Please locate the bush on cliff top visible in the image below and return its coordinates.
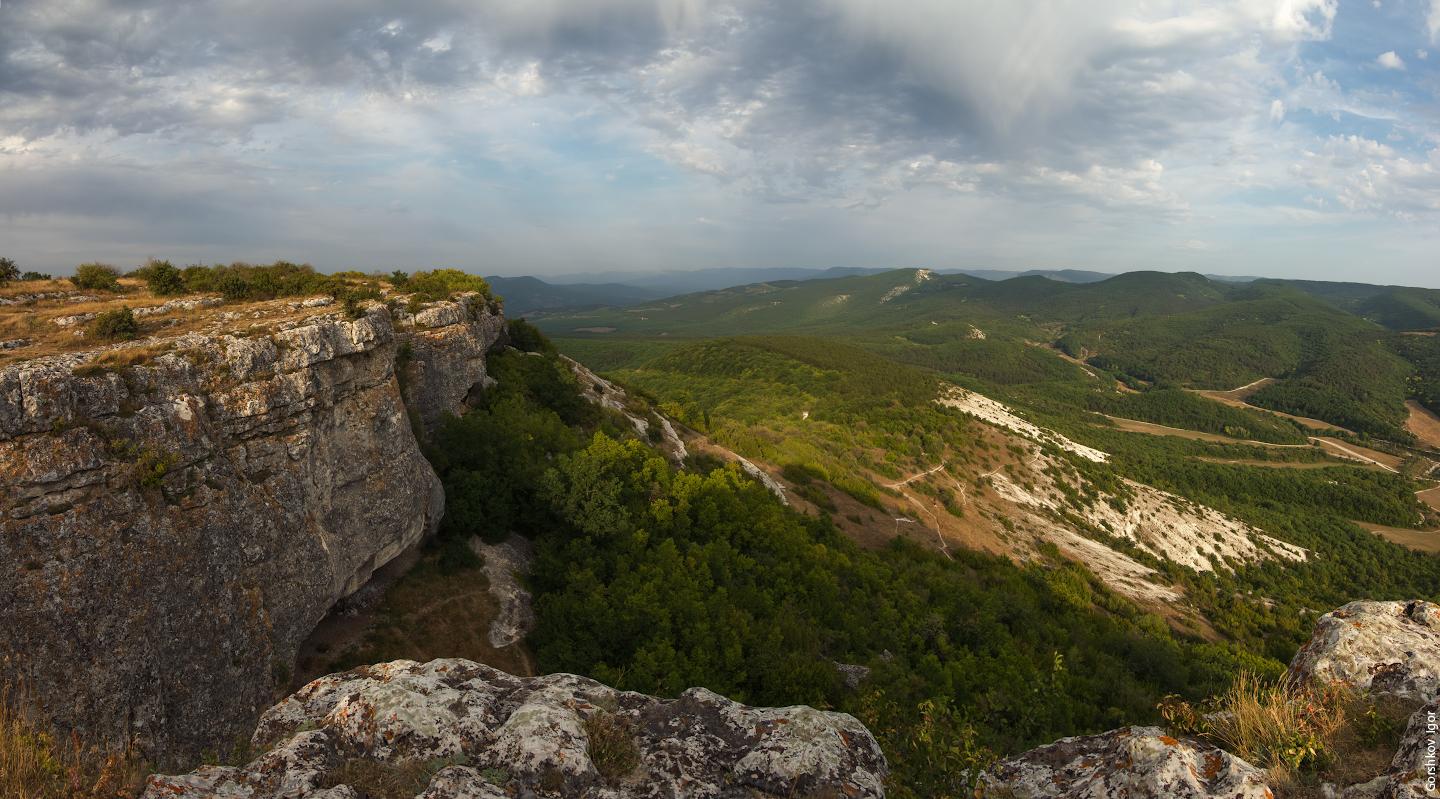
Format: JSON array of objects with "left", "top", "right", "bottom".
[{"left": 402, "top": 269, "right": 493, "bottom": 304}]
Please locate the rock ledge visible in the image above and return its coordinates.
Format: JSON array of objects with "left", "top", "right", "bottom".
[{"left": 144, "top": 658, "right": 888, "bottom": 799}]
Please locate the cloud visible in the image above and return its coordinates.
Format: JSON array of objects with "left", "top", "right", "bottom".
[
  {"left": 2, "top": 0, "right": 1440, "bottom": 282},
  {"left": 1377, "top": 50, "right": 1406, "bottom": 69}
]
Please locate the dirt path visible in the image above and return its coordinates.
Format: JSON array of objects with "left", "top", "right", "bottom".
[
  {"left": 1100, "top": 414, "right": 1314, "bottom": 447},
  {"left": 892, "top": 487, "right": 952, "bottom": 559},
  {"left": 1196, "top": 457, "right": 1339, "bottom": 469},
  {"left": 1312, "top": 438, "right": 1401, "bottom": 472},
  {"left": 886, "top": 462, "right": 949, "bottom": 489},
  {"left": 1192, "top": 376, "right": 1277, "bottom": 403},
  {"left": 1188, "top": 378, "right": 1351, "bottom": 434}
]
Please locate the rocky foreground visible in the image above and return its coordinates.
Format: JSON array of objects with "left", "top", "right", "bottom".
[
  {"left": 142, "top": 659, "right": 888, "bottom": 799},
  {"left": 145, "top": 599, "right": 1440, "bottom": 799},
  {"left": 982, "top": 599, "right": 1440, "bottom": 799}
]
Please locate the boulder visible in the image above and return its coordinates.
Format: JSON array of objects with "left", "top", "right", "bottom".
[
  {"left": 143, "top": 658, "right": 888, "bottom": 799},
  {"left": 1289, "top": 600, "right": 1440, "bottom": 702},
  {"left": 982, "top": 726, "right": 1273, "bottom": 799}
]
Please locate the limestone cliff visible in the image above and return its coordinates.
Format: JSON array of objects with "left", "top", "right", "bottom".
[{"left": 0, "top": 296, "right": 503, "bottom": 758}]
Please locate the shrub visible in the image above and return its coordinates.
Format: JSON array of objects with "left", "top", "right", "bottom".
[
  {"left": 404, "top": 269, "right": 492, "bottom": 303},
  {"left": 180, "top": 261, "right": 341, "bottom": 301},
  {"left": 70, "top": 263, "right": 122, "bottom": 292},
  {"left": 87, "top": 308, "right": 140, "bottom": 341},
  {"left": 388, "top": 270, "right": 410, "bottom": 289},
  {"left": 21, "top": 271, "right": 52, "bottom": 281},
  {"left": 136, "top": 259, "right": 186, "bottom": 296},
  {"left": 0, "top": 257, "right": 17, "bottom": 284}
]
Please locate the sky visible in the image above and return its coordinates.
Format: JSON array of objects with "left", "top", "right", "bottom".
[{"left": 3, "top": 1, "right": 1440, "bottom": 286}]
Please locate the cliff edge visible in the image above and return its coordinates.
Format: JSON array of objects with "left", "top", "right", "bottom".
[{"left": 0, "top": 295, "right": 502, "bottom": 757}]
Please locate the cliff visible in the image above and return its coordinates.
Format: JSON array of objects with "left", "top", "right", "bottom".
[{"left": 0, "top": 295, "right": 503, "bottom": 757}]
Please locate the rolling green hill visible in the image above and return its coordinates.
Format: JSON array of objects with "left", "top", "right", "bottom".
[{"left": 540, "top": 269, "right": 1432, "bottom": 441}]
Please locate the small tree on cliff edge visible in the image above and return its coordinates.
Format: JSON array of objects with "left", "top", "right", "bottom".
[{"left": 0, "top": 258, "right": 17, "bottom": 284}]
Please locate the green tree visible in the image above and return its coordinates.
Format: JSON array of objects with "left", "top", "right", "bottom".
[
  {"left": 137, "top": 259, "right": 186, "bottom": 296},
  {"left": 71, "top": 263, "right": 122, "bottom": 291},
  {"left": 0, "top": 257, "right": 17, "bottom": 284}
]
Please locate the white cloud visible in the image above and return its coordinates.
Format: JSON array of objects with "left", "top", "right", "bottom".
[
  {"left": 1377, "top": 50, "right": 1405, "bottom": 70},
  {"left": 1431, "top": 0, "right": 1440, "bottom": 43},
  {"left": 1270, "top": 99, "right": 1286, "bottom": 122}
]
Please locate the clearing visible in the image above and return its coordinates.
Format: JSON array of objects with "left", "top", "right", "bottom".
[{"left": 1406, "top": 400, "right": 1440, "bottom": 451}]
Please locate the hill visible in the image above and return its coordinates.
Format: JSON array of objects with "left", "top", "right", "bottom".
[{"left": 484, "top": 275, "right": 662, "bottom": 315}]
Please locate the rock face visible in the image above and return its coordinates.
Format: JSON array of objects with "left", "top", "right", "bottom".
[
  {"left": 142, "top": 658, "right": 888, "bottom": 799},
  {"left": 0, "top": 298, "right": 502, "bottom": 757},
  {"left": 983, "top": 726, "right": 1274, "bottom": 799},
  {"left": 398, "top": 295, "right": 505, "bottom": 435},
  {"left": 1289, "top": 600, "right": 1440, "bottom": 703},
  {"left": 1368, "top": 699, "right": 1440, "bottom": 799}
]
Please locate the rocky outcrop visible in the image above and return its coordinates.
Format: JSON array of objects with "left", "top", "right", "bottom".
[
  {"left": 1364, "top": 699, "right": 1440, "bottom": 799},
  {"left": 142, "top": 658, "right": 888, "bottom": 799},
  {"left": 470, "top": 535, "right": 535, "bottom": 650},
  {"left": 982, "top": 726, "right": 1274, "bottom": 799},
  {"left": 397, "top": 295, "right": 505, "bottom": 435},
  {"left": 1289, "top": 600, "right": 1440, "bottom": 703},
  {"left": 0, "top": 298, "right": 502, "bottom": 757}
]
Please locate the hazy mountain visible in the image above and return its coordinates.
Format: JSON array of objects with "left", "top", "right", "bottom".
[{"left": 484, "top": 275, "right": 664, "bottom": 315}]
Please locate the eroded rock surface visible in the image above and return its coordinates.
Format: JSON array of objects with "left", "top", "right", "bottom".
[
  {"left": 1367, "top": 699, "right": 1440, "bottom": 799},
  {"left": 0, "top": 298, "right": 502, "bottom": 757},
  {"left": 143, "top": 658, "right": 888, "bottom": 799},
  {"left": 1289, "top": 600, "right": 1440, "bottom": 702},
  {"left": 983, "top": 726, "right": 1274, "bottom": 799}
]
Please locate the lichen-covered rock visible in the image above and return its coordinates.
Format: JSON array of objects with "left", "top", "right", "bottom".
[
  {"left": 982, "top": 726, "right": 1273, "bottom": 799},
  {"left": 1347, "top": 698, "right": 1440, "bottom": 799},
  {"left": 1289, "top": 600, "right": 1440, "bottom": 702},
  {"left": 0, "top": 303, "right": 502, "bottom": 758},
  {"left": 143, "top": 658, "right": 888, "bottom": 799}
]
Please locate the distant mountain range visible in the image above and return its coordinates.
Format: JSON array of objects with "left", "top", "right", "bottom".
[{"left": 490, "top": 267, "right": 1281, "bottom": 314}]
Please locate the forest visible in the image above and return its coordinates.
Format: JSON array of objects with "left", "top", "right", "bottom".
[{"left": 425, "top": 321, "right": 1440, "bottom": 796}]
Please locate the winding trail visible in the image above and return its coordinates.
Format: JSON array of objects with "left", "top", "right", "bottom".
[{"left": 884, "top": 463, "right": 953, "bottom": 559}]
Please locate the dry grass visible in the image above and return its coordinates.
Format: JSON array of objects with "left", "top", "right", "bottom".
[
  {"left": 1, "top": 685, "right": 147, "bottom": 799},
  {"left": 1160, "top": 673, "right": 1411, "bottom": 795},
  {"left": 1205, "top": 674, "right": 1349, "bottom": 783},
  {"left": 0, "top": 282, "right": 351, "bottom": 369},
  {"left": 320, "top": 757, "right": 468, "bottom": 798},
  {"left": 584, "top": 711, "right": 641, "bottom": 783}
]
